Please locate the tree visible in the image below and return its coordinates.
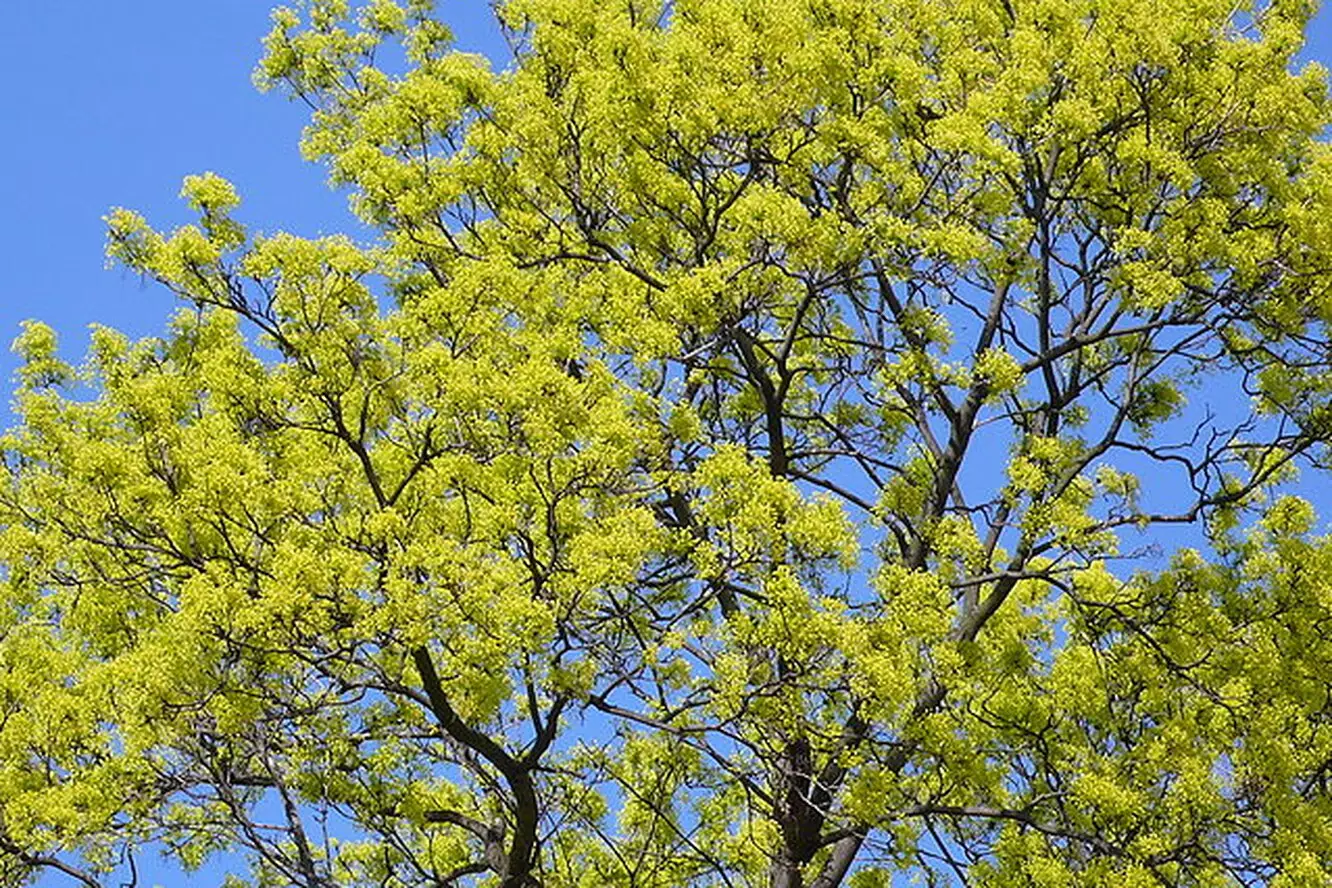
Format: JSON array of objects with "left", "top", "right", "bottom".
[{"left": 5, "top": 0, "right": 1332, "bottom": 885}]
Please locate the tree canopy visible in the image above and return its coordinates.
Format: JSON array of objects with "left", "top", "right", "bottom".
[{"left": 6, "top": 0, "right": 1332, "bottom": 885}]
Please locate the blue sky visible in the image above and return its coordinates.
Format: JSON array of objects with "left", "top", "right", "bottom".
[
  {"left": 5, "top": 2, "right": 1332, "bottom": 886},
  {"left": 0, "top": 2, "right": 504, "bottom": 381}
]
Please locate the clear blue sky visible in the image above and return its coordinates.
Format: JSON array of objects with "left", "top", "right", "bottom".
[
  {"left": 0, "top": 2, "right": 504, "bottom": 383},
  {"left": 4, "top": 2, "right": 1332, "bottom": 886}
]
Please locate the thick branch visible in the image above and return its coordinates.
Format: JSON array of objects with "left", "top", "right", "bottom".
[{"left": 412, "top": 648, "right": 541, "bottom": 888}]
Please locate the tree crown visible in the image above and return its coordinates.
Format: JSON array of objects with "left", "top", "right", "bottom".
[{"left": 6, "top": 1, "right": 1332, "bottom": 886}]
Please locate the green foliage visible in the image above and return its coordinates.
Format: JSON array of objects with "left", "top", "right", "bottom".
[{"left": 6, "top": 0, "right": 1332, "bottom": 886}]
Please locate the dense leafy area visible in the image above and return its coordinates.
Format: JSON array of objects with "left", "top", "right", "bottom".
[{"left": 6, "top": 1, "right": 1332, "bottom": 885}]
